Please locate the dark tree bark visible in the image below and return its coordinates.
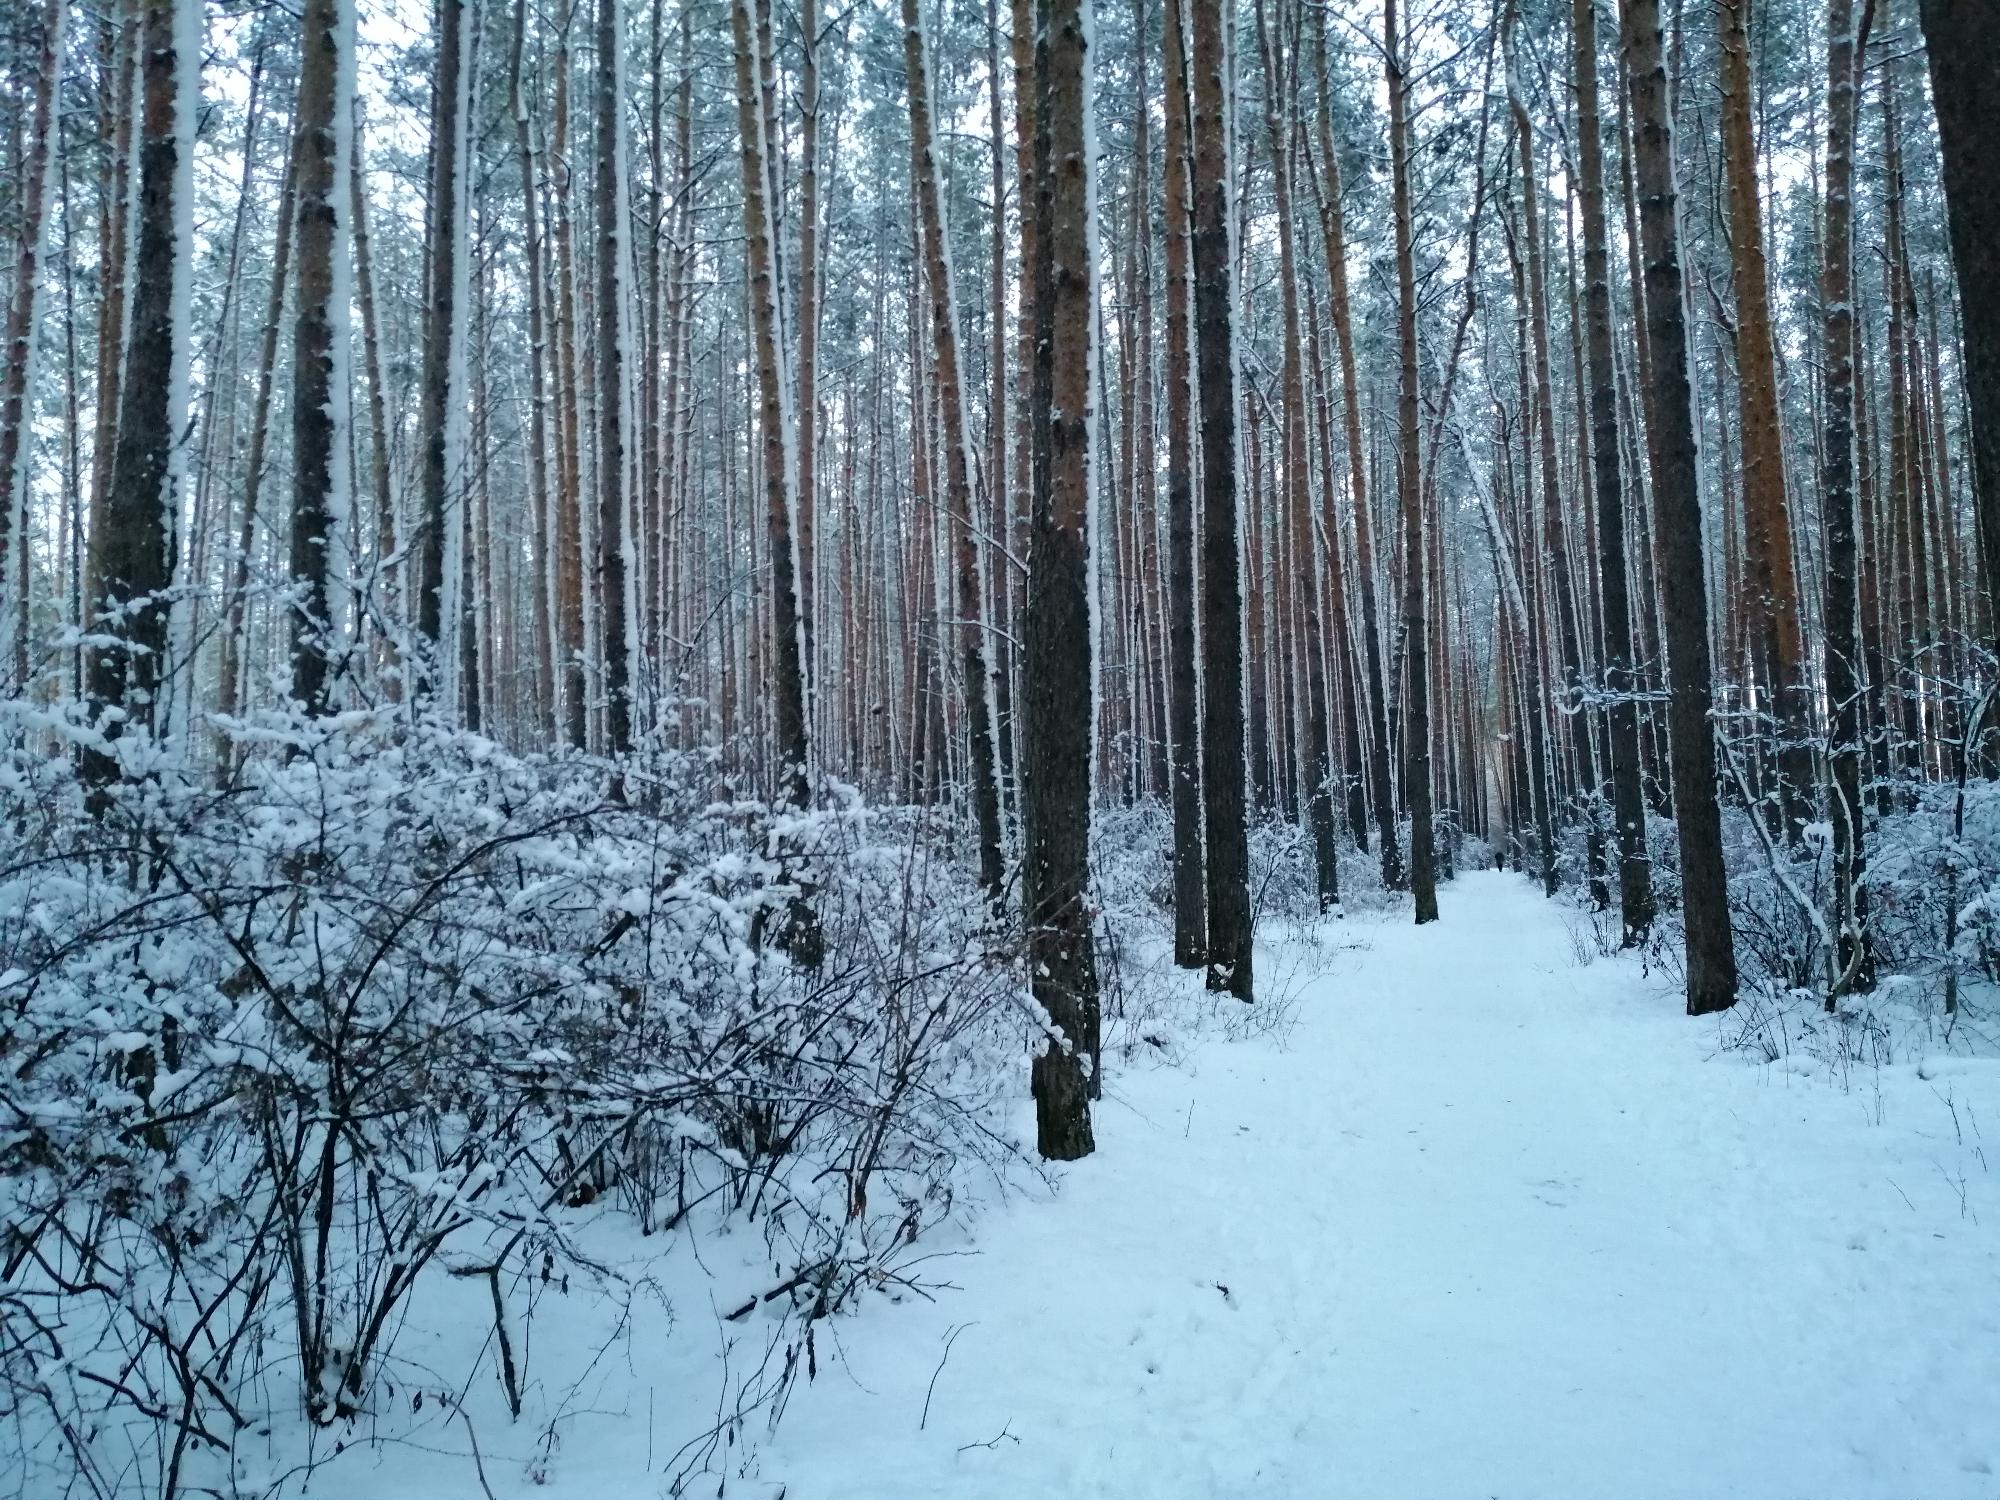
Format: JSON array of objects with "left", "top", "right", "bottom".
[
  {"left": 1190, "top": 0, "right": 1255, "bottom": 996},
  {"left": 416, "top": 0, "right": 473, "bottom": 709},
  {"left": 1023, "top": 0, "right": 1100, "bottom": 1158},
  {"left": 1162, "top": 0, "right": 1207, "bottom": 968},
  {"left": 288, "top": 0, "right": 349, "bottom": 718},
  {"left": 1573, "top": 0, "right": 1654, "bottom": 942},
  {"left": 732, "top": 0, "right": 810, "bottom": 808},
  {"left": 1622, "top": 0, "right": 1737, "bottom": 1014},
  {"left": 1824, "top": 0, "right": 1876, "bottom": 996},
  {"left": 596, "top": 0, "right": 632, "bottom": 753},
  {"left": 1387, "top": 0, "right": 1439, "bottom": 924},
  {"left": 903, "top": 0, "right": 1005, "bottom": 901},
  {"left": 84, "top": 0, "right": 191, "bottom": 793},
  {"left": 1917, "top": 0, "right": 2000, "bottom": 645}
]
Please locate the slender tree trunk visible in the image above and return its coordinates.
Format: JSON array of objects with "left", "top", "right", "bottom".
[
  {"left": 1574, "top": 0, "right": 1655, "bottom": 942},
  {"left": 1720, "top": 0, "right": 1810, "bottom": 836},
  {"left": 1823, "top": 0, "right": 1875, "bottom": 996},
  {"left": 903, "top": 0, "right": 1006, "bottom": 900},
  {"left": 1190, "top": 0, "right": 1255, "bottom": 996},
  {"left": 288, "top": 0, "right": 354, "bottom": 718},
  {"left": 596, "top": 0, "right": 633, "bottom": 753},
  {"left": 511, "top": 0, "right": 555, "bottom": 737},
  {"left": 1623, "top": 0, "right": 1738, "bottom": 1013},
  {"left": 1310, "top": 12, "right": 1403, "bottom": 889},
  {"left": 417, "top": 0, "right": 475, "bottom": 714},
  {"left": 1162, "top": 0, "right": 1207, "bottom": 967},
  {"left": 1916, "top": 1, "right": 2000, "bottom": 644},
  {"left": 0, "top": 0, "right": 67, "bottom": 683},
  {"left": 731, "top": 0, "right": 810, "bottom": 808},
  {"left": 1386, "top": 0, "right": 1439, "bottom": 924},
  {"left": 1257, "top": 0, "right": 1339, "bottom": 909}
]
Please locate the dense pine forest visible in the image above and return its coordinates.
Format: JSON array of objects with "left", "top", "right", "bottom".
[{"left": 2, "top": 0, "right": 1998, "bottom": 1493}]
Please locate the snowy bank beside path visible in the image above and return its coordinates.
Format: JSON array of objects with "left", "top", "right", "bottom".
[
  {"left": 752, "top": 871, "right": 2000, "bottom": 1500},
  {"left": 345, "top": 870, "right": 2000, "bottom": 1499}
]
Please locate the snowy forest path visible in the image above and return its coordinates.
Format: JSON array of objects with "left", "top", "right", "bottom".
[{"left": 770, "top": 872, "right": 2000, "bottom": 1497}]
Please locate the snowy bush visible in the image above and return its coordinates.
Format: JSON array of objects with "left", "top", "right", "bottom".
[{"left": 0, "top": 709, "right": 1027, "bottom": 1498}]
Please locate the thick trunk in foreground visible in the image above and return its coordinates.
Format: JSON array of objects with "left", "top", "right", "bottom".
[
  {"left": 85, "top": 0, "right": 193, "bottom": 792},
  {"left": 1190, "top": 0, "right": 1255, "bottom": 996},
  {"left": 1023, "top": 0, "right": 1100, "bottom": 1157},
  {"left": 1623, "top": 0, "right": 1737, "bottom": 1014}
]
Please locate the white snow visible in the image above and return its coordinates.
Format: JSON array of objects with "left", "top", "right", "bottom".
[{"left": 329, "top": 871, "right": 2000, "bottom": 1498}]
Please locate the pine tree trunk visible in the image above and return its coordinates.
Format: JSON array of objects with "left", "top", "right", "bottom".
[
  {"left": 1387, "top": 0, "right": 1439, "bottom": 924},
  {"left": 416, "top": 0, "right": 474, "bottom": 713},
  {"left": 731, "top": 0, "right": 810, "bottom": 808},
  {"left": 1720, "top": 0, "right": 1810, "bottom": 836},
  {"left": 0, "top": 0, "right": 66, "bottom": 683},
  {"left": 1622, "top": 0, "right": 1737, "bottom": 1014},
  {"left": 903, "top": 0, "right": 1005, "bottom": 900},
  {"left": 1162, "top": 0, "right": 1207, "bottom": 967},
  {"left": 1023, "top": 0, "right": 1101, "bottom": 1157},
  {"left": 1574, "top": 0, "right": 1655, "bottom": 943},
  {"left": 1916, "top": 0, "right": 2000, "bottom": 650},
  {"left": 288, "top": 0, "right": 352, "bottom": 718},
  {"left": 1189, "top": 0, "right": 1256, "bottom": 996},
  {"left": 1312, "top": 12, "right": 1403, "bottom": 890},
  {"left": 596, "top": 0, "right": 633, "bottom": 753},
  {"left": 84, "top": 0, "right": 194, "bottom": 792}
]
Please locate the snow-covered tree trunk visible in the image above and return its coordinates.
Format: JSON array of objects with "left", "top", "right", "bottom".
[
  {"left": 288, "top": 0, "right": 356, "bottom": 717},
  {"left": 83, "top": 0, "right": 198, "bottom": 791}
]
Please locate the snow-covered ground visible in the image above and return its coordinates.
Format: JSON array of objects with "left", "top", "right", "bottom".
[{"left": 347, "top": 870, "right": 2000, "bottom": 1499}]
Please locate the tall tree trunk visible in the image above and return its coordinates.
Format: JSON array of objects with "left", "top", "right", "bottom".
[
  {"left": 288, "top": 0, "right": 354, "bottom": 718},
  {"left": 596, "top": 0, "right": 633, "bottom": 753},
  {"left": 1916, "top": 1, "right": 2000, "bottom": 643},
  {"left": 903, "top": 0, "right": 1006, "bottom": 900},
  {"left": 1623, "top": 0, "right": 1738, "bottom": 1014},
  {"left": 1311, "top": 10, "right": 1404, "bottom": 890},
  {"left": 1823, "top": 0, "right": 1875, "bottom": 996},
  {"left": 1387, "top": 0, "right": 1439, "bottom": 924},
  {"left": 1190, "top": 0, "right": 1255, "bottom": 996},
  {"left": 1574, "top": 0, "right": 1655, "bottom": 942},
  {"left": 1720, "top": 0, "right": 1810, "bottom": 835},
  {"left": 1162, "top": 0, "right": 1207, "bottom": 967},
  {"left": 0, "top": 0, "right": 67, "bottom": 683},
  {"left": 731, "top": 0, "right": 810, "bottom": 808},
  {"left": 84, "top": 0, "right": 195, "bottom": 791},
  {"left": 1257, "top": 0, "right": 1339, "bottom": 910},
  {"left": 416, "top": 0, "right": 475, "bottom": 714},
  {"left": 1023, "top": 0, "right": 1101, "bottom": 1158},
  {"left": 510, "top": 0, "right": 555, "bottom": 737}
]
